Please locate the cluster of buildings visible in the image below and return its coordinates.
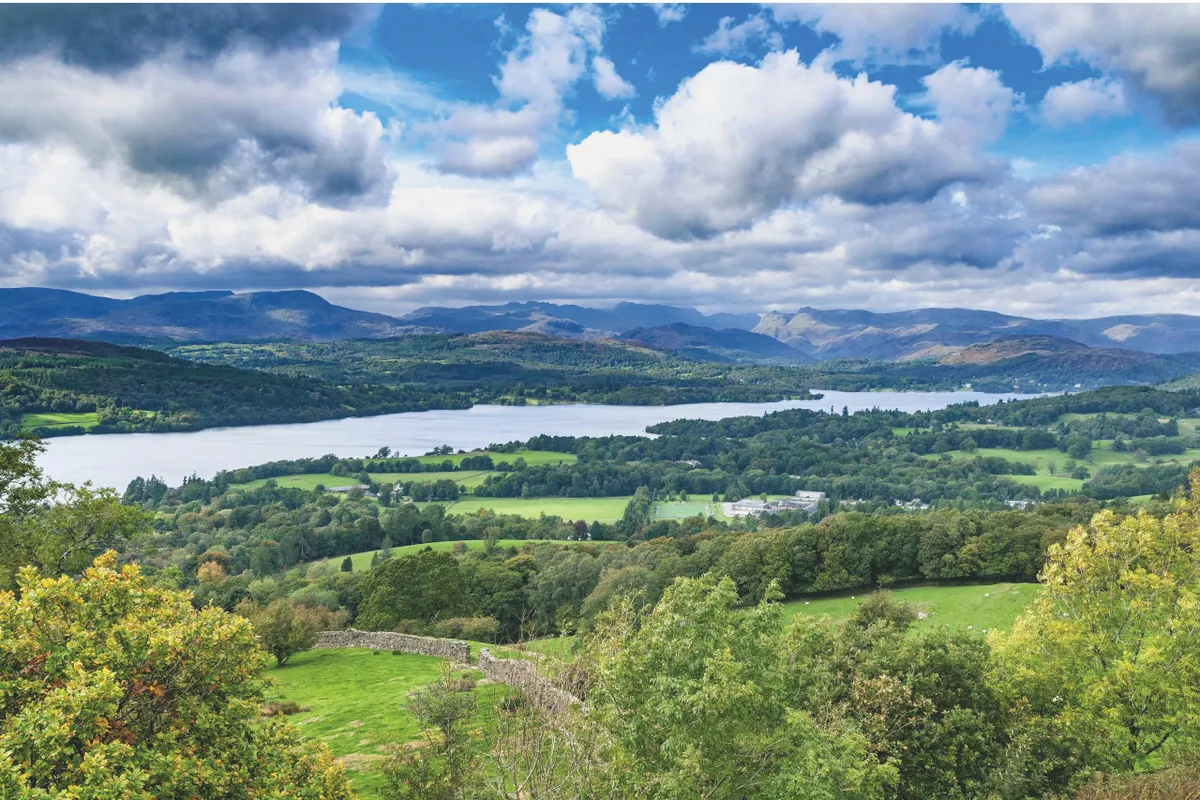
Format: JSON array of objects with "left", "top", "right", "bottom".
[{"left": 723, "top": 490, "right": 827, "bottom": 518}]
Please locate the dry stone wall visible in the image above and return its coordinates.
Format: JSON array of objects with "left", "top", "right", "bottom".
[
  {"left": 479, "top": 648, "right": 582, "bottom": 716},
  {"left": 315, "top": 629, "right": 470, "bottom": 662}
]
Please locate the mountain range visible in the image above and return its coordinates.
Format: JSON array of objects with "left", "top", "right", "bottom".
[{"left": 3, "top": 288, "right": 1200, "bottom": 368}]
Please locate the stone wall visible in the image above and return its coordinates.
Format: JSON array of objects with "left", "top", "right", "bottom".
[
  {"left": 478, "top": 648, "right": 582, "bottom": 716},
  {"left": 315, "top": 629, "right": 470, "bottom": 662}
]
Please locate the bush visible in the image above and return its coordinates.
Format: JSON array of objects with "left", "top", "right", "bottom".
[{"left": 432, "top": 616, "right": 500, "bottom": 642}]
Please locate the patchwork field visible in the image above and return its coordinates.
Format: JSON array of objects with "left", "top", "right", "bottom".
[{"left": 924, "top": 440, "right": 1200, "bottom": 493}]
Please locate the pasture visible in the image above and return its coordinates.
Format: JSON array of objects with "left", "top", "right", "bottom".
[
  {"left": 419, "top": 495, "right": 631, "bottom": 522},
  {"left": 783, "top": 582, "right": 1041, "bottom": 633},
  {"left": 20, "top": 411, "right": 101, "bottom": 431},
  {"left": 924, "top": 440, "right": 1200, "bottom": 493},
  {"left": 234, "top": 470, "right": 497, "bottom": 491},
  {"left": 265, "top": 648, "right": 503, "bottom": 798},
  {"left": 368, "top": 449, "right": 576, "bottom": 468},
  {"left": 344, "top": 538, "right": 571, "bottom": 571}
]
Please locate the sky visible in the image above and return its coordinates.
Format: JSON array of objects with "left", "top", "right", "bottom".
[{"left": 2, "top": 3, "right": 1200, "bottom": 318}]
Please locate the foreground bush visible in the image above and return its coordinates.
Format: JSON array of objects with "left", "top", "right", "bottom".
[{"left": 0, "top": 553, "right": 352, "bottom": 799}]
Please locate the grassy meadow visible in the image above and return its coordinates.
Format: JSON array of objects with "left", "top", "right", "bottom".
[
  {"left": 265, "top": 649, "right": 504, "bottom": 798},
  {"left": 418, "top": 496, "right": 631, "bottom": 522},
  {"left": 782, "top": 582, "right": 1041, "bottom": 633},
  {"left": 343, "top": 538, "right": 573, "bottom": 571},
  {"left": 19, "top": 411, "right": 101, "bottom": 431},
  {"left": 924, "top": 438, "right": 1200, "bottom": 493}
]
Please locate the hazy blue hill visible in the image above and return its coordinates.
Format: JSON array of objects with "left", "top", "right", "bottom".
[
  {"left": 0, "top": 288, "right": 420, "bottom": 343},
  {"left": 397, "top": 300, "right": 759, "bottom": 336},
  {"left": 754, "top": 306, "right": 1200, "bottom": 360}
]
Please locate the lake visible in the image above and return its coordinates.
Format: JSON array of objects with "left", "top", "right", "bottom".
[{"left": 37, "top": 389, "right": 1041, "bottom": 490}]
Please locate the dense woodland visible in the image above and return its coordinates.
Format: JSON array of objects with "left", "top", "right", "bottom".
[{"left": 0, "top": 338, "right": 470, "bottom": 438}]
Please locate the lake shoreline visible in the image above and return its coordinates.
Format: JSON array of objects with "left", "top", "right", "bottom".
[{"left": 37, "top": 390, "right": 1046, "bottom": 491}]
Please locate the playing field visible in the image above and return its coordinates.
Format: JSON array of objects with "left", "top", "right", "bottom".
[
  {"left": 265, "top": 648, "right": 503, "bottom": 798},
  {"left": 20, "top": 411, "right": 100, "bottom": 431},
  {"left": 653, "top": 500, "right": 715, "bottom": 519}
]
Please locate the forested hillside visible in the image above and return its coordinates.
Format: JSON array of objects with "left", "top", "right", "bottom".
[{"left": 0, "top": 338, "right": 470, "bottom": 438}]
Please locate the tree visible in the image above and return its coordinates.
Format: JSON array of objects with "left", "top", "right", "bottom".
[
  {"left": 341, "top": 556, "right": 353, "bottom": 572},
  {"left": 357, "top": 550, "right": 473, "bottom": 631},
  {"left": 993, "top": 470, "right": 1200, "bottom": 776},
  {"left": 1, "top": 436, "right": 149, "bottom": 590},
  {"left": 237, "top": 598, "right": 330, "bottom": 666},
  {"left": 0, "top": 553, "right": 351, "bottom": 799},
  {"left": 564, "top": 575, "right": 895, "bottom": 799},
  {"left": 381, "top": 666, "right": 479, "bottom": 800}
]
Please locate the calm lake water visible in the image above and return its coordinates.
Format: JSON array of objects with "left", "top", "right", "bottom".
[{"left": 38, "top": 389, "right": 1040, "bottom": 490}]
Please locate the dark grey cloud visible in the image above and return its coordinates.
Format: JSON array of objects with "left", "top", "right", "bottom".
[
  {"left": 1027, "top": 141, "right": 1200, "bottom": 237},
  {"left": 0, "top": 4, "right": 376, "bottom": 71},
  {"left": 0, "top": 45, "right": 393, "bottom": 206}
]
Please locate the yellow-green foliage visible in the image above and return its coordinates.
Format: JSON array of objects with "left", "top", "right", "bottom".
[
  {"left": 992, "top": 472, "right": 1200, "bottom": 772},
  {"left": 0, "top": 553, "right": 352, "bottom": 799}
]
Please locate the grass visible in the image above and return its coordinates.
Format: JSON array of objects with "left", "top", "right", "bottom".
[
  {"left": 368, "top": 449, "right": 576, "bottom": 468},
  {"left": 783, "top": 583, "right": 1041, "bottom": 633},
  {"left": 924, "top": 441, "right": 1200, "bottom": 496},
  {"left": 19, "top": 411, "right": 101, "bottom": 430},
  {"left": 654, "top": 500, "right": 715, "bottom": 519},
  {"left": 265, "top": 648, "right": 501, "bottom": 798},
  {"left": 418, "top": 496, "right": 631, "bottom": 523},
  {"left": 345, "top": 538, "right": 567, "bottom": 571},
  {"left": 233, "top": 470, "right": 500, "bottom": 491},
  {"left": 891, "top": 427, "right": 913, "bottom": 437},
  {"left": 1008, "top": 473, "right": 1086, "bottom": 492}
]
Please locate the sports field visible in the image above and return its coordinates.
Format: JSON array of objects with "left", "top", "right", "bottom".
[{"left": 653, "top": 500, "right": 716, "bottom": 519}]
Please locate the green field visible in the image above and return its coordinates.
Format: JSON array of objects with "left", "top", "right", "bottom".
[
  {"left": 654, "top": 500, "right": 715, "bottom": 519},
  {"left": 235, "top": 470, "right": 497, "bottom": 491},
  {"left": 345, "top": 538, "right": 567, "bottom": 571},
  {"left": 265, "top": 648, "right": 501, "bottom": 797},
  {"left": 19, "top": 411, "right": 101, "bottom": 431},
  {"left": 1008, "top": 473, "right": 1086, "bottom": 492},
  {"left": 419, "top": 496, "right": 630, "bottom": 523},
  {"left": 783, "top": 582, "right": 1041, "bottom": 633},
  {"left": 369, "top": 449, "right": 576, "bottom": 468},
  {"left": 925, "top": 441, "right": 1200, "bottom": 494}
]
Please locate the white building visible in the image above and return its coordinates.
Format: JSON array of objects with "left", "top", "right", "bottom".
[{"left": 792, "top": 490, "right": 826, "bottom": 504}]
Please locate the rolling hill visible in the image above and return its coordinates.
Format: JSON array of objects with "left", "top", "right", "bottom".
[
  {"left": 620, "top": 322, "right": 809, "bottom": 363},
  {"left": 754, "top": 307, "right": 1200, "bottom": 359},
  {"left": 0, "top": 288, "right": 425, "bottom": 343}
]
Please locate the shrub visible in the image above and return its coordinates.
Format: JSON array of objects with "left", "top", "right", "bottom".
[{"left": 432, "top": 616, "right": 500, "bottom": 642}]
